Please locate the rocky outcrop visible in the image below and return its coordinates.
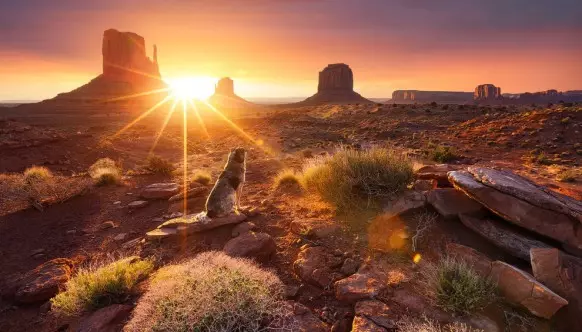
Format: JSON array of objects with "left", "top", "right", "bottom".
[
  {"left": 531, "top": 248, "right": 582, "bottom": 330},
  {"left": 334, "top": 272, "right": 386, "bottom": 302},
  {"left": 352, "top": 300, "right": 395, "bottom": 331},
  {"left": 297, "top": 64, "right": 372, "bottom": 105},
  {"left": 449, "top": 167, "right": 582, "bottom": 250},
  {"left": 277, "top": 301, "right": 329, "bottom": 331},
  {"left": 459, "top": 214, "right": 553, "bottom": 261},
  {"left": 416, "top": 164, "right": 462, "bottom": 187},
  {"left": 293, "top": 246, "right": 343, "bottom": 288},
  {"left": 102, "top": 29, "right": 160, "bottom": 83},
  {"left": 474, "top": 84, "right": 502, "bottom": 101},
  {"left": 427, "top": 188, "right": 485, "bottom": 220},
  {"left": 391, "top": 90, "right": 473, "bottom": 104}
]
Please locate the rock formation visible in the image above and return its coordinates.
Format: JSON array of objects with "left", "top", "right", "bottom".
[
  {"left": 52, "top": 29, "right": 166, "bottom": 102},
  {"left": 296, "top": 63, "right": 372, "bottom": 106},
  {"left": 474, "top": 84, "right": 502, "bottom": 102},
  {"left": 391, "top": 90, "right": 473, "bottom": 104},
  {"left": 207, "top": 77, "right": 253, "bottom": 110}
]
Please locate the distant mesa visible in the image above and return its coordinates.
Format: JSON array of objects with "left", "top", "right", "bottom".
[
  {"left": 474, "top": 84, "right": 502, "bottom": 102},
  {"left": 208, "top": 77, "right": 252, "bottom": 108},
  {"left": 392, "top": 90, "right": 473, "bottom": 104},
  {"left": 296, "top": 63, "right": 372, "bottom": 106},
  {"left": 52, "top": 29, "right": 166, "bottom": 103}
]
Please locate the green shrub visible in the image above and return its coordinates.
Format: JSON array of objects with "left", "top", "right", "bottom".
[
  {"left": 429, "top": 145, "right": 457, "bottom": 163},
  {"left": 422, "top": 257, "right": 497, "bottom": 315},
  {"left": 557, "top": 169, "right": 578, "bottom": 182},
  {"left": 273, "top": 169, "right": 303, "bottom": 193},
  {"left": 145, "top": 155, "right": 175, "bottom": 175},
  {"left": 301, "top": 147, "right": 413, "bottom": 212},
  {"left": 23, "top": 166, "right": 52, "bottom": 183},
  {"left": 397, "top": 316, "right": 483, "bottom": 332},
  {"left": 88, "top": 158, "right": 121, "bottom": 185},
  {"left": 51, "top": 257, "right": 154, "bottom": 316},
  {"left": 124, "top": 251, "right": 287, "bottom": 332},
  {"left": 191, "top": 170, "right": 212, "bottom": 185}
]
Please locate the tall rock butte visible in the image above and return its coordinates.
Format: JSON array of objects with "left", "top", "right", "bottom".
[
  {"left": 102, "top": 29, "right": 161, "bottom": 83},
  {"left": 297, "top": 63, "right": 372, "bottom": 105},
  {"left": 474, "top": 84, "right": 502, "bottom": 101},
  {"left": 208, "top": 77, "right": 252, "bottom": 109},
  {"left": 53, "top": 29, "right": 166, "bottom": 102}
]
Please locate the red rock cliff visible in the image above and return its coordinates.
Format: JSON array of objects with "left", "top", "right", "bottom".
[
  {"left": 215, "top": 77, "right": 235, "bottom": 96},
  {"left": 317, "top": 63, "right": 354, "bottom": 92},
  {"left": 474, "top": 84, "right": 501, "bottom": 100}
]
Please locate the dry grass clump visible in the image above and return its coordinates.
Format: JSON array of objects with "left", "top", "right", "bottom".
[
  {"left": 273, "top": 169, "right": 303, "bottom": 194},
  {"left": 23, "top": 166, "right": 52, "bottom": 183},
  {"left": 397, "top": 316, "right": 483, "bottom": 332},
  {"left": 125, "top": 251, "right": 287, "bottom": 332},
  {"left": 556, "top": 168, "right": 578, "bottom": 182},
  {"left": 427, "top": 144, "right": 457, "bottom": 163},
  {"left": 422, "top": 257, "right": 497, "bottom": 315},
  {"left": 191, "top": 170, "right": 212, "bottom": 185},
  {"left": 51, "top": 256, "right": 154, "bottom": 316},
  {"left": 145, "top": 155, "right": 175, "bottom": 175},
  {"left": 0, "top": 172, "right": 91, "bottom": 215},
  {"left": 88, "top": 158, "right": 122, "bottom": 185},
  {"left": 301, "top": 147, "right": 413, "bottom": 212}
]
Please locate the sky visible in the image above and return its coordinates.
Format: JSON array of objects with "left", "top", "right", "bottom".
[{"left": 1, "top": 0, "right": 582, "bottom": 100}]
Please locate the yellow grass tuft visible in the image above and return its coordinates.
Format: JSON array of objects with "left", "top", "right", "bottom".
[
  {"left": 191, "top": 170, "right": 212, "bottom": 185},
  {"left": 273, "top": 169, "right": 303, "bottom": 193},
  {"left": 51, "top": 256, "right": 154, "bottom": 316},
  {"left": 88, "top": 158, "right": 121, "bottom": 185},
  {"left": 145, "top": 155, "right": 175, "bottom": 175},
  {"left": 23, "top": 166, "right": 52, "bottom": 183}
]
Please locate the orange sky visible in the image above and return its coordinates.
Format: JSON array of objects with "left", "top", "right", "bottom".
[{"left": 1, "top": 1, "right": 581, "bottom": 100}]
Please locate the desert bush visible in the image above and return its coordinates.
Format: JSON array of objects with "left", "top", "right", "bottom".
[
  {"left": 428, "top": 144, "right": 457, "bottom": 163},
  {"left": 88, "top": 158, "right": 121, "bottom": 185},
  {"left": 124, "top": 251, "right": 287, "bottom": 332},
  {"left": 301, "top": 147, "right": 413, "bottom": 212},
  {"left": 557, "top": 169, "right": 578, "bottom": 182},
  {"left": 422, "top": 257, "right": 497, "bottom": 315},
  {"left": 273, "top": 169, "right": 303, "bottom": 194},
  {"left": 397, "top": 316, "right": 483, "bottom": 332},
  {"left": 145, "top": 155, "right": 175, "bottom": 175},
  {"left": 23, "top": 166, "right": 52, "bottom": 183},
  {"left": 51, "top": 257, "right": 154, "bottom": 316},
  {"left": 191, "top": 170, "right": 212, "bottom": 185}
]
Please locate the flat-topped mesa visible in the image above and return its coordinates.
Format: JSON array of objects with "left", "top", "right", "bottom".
[
  {"left": 392, "top": 90, "right": 473, "bottom": 104},
  {"left": 318, "top": 63, "right": 354, "bottom": 92},
  {"left": 102, "top": 29, "right": 160, "bottom": 84},
  {"left": 214, "top": 77, "right": 235, "bottom": 96},
  {"left": 474, "top": 84, "right": 502, "bottom": 101}
]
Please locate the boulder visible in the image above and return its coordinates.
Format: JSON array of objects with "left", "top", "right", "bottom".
[
  {"left": 290, "top": 219, "right": 340, "bottom": 239},
  {"left": 223, "top": 232, "right": 276, "bottom": 262},
  {"left": 427, "top": 188, "right": 485, "bottom": 219},
  {"left": 293, "top": 246, "right": 339, "bottom": 287},
  {"left": 334, "top": 273, "right": 386, "bottom": 302},
  {"left": 140, "top": 183, "right": 180, "bottom": 200},
  {"left": 10, "top": 258, "right": 74, "bottom": 303},
  {"left": 531, "top": 248, "right": 582, "bottom": 330},
  {"left": 446, "top": 243, "right": 493, "bottom": 276},
  {"left": 382, "top": 190, "right": 426, "bottom": 219},
  {"left": 231, "top": 221, "right": 257, "bottom": 237},
  {"left": 146, "top": 212, "right": 246, "bottom": 240},
  {"left": 340, "top": 258, "right": 360, "bottom": 276},
  {"left": 449, "top": 167, "right": 582, "bottom": 249},
  {"left": 490, "top": 261, "right": 568, "bottom": 319},
  {"left": 416, "top": 164, "right": 463, "bottom": 187},
  {"left": 77, "top": 304, "right": 133, "bottom": 332},
  {"left": 459, "top": 214, "right": 553, "bottom": 261},
  {"left": 352, "top": 300, "right": 395, "bottom": 331}
]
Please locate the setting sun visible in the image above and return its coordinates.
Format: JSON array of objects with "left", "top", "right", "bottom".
[{"left": 166, "top": 76, "right": 217, "bottom": 100}]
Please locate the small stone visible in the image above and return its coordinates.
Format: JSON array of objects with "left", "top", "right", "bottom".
[
  {"left": 127, "top": 200, "right": 148, "bottom": 209},
  {"left": 231, "top": 222, "right": 257, "bottom": 237},
  {"left": 99, "top": 221, "right": 116, "bottom": 230},
  {"left": 152, "top": 217, "right": 163, "bottom": 223},
  {"left": 30, "top": 249, "right": 45, "bottom": 257},
  {"left": 223, "top": 232, "right": 276, "bottom": 262},
  {"left": 113, "top": 233, "right": 127, "bottom": 242},
  {"left": 113, "top": 201, "right": 121, "bottom": 205},
  {"left": 340, "top": 258, "right": 360, "bottom": 276}
]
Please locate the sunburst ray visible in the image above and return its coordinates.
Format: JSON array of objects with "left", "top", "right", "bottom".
[
  {"left": 187, "top": 99, "right": 210, "bottom": 139},
  {"left": 103, "top": 87, "right": 170, "bottom": 103},
  {"left": 182, "top": 99, "right": 189, "bottom": 215},
  {"left": 200, "top": 100, "right": 261, "bottom": 145},
  {"left": 149, "top": 99, "right": 179, "bottom": 154},
  {"left": 112, "top": 95, "right": 172, "bottom": 138}
]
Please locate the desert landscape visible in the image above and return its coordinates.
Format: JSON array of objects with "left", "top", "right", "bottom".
[{"left": 1, "top": 2, "right": 582, "bottom": 332}]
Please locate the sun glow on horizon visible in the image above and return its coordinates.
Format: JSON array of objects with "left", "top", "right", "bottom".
[{"left": 166, "top": 76, "right": 217, "bottom": 100}]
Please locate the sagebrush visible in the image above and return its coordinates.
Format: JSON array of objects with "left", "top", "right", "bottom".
[
  {"left": 422, "top": 257, "right": 497, "bottom": 315},
  {"left": 145, "top": 155, "right": 175, "bottom": 175},
  {"left": 273, "top": 169, "right": 303, "bottom": 193},
  {"left": 51, "top": 256, "right": 154, "bottom": 316},
  {"left": 301, "top": 147, "right": 413, "bottom": 212},
  {"left": 88, "top": 158, "right": 121, "bottom": 185},
  {"left": 125, "top": 251, "right": 288, "bottom": 332}
]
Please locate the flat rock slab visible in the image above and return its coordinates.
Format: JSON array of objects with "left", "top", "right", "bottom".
[
  {"left": 446, "top": 243, "right": 493, "bottom": 276},
  {"left": 427, "top": 188, "right": 485, "bottom": 219},
  {"left": 459, "top": 214, "right": 553, "bottom": 261},
  {"left": 8, "top": 258, "right": 74, "bottom": 303},
  {"left": 127, "top": 200, "right": 148, "bottom": 209},
  {"left": 490, "top": 261, "right": 568, "bottom": 319},
  {"left": 223, "top": 232, "right": 276, "bottom": 262},
  {"left": 140, "top": 183, "right": 180, "bottom": 200},
  {"left": 146, "top": 212, "right": 246, "bottom": 240},
  {"left": 334, "top": 273, "right": 386, "bottom": 302},
  {"left": 449, "top": 167, "right": 582, "bottom": 249},
  {"left": 531, "top": 248, "right": 582, "bottom": 328},
  {"left": 382, "top": 190, "right": 426, "bottom": 219},
  {"left": 416, "top": 164, "right": 464, "bottom": 187}
]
